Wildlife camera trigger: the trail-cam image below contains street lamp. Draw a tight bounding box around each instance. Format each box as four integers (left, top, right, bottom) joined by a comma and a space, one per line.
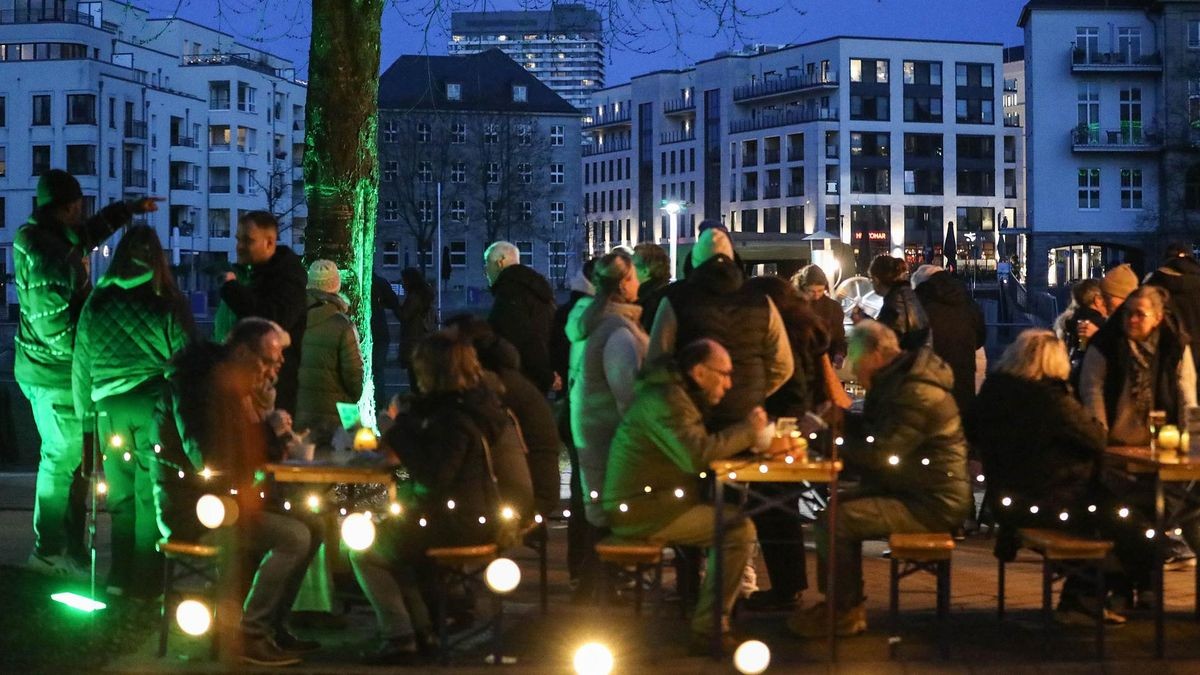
660, 199, 688, 281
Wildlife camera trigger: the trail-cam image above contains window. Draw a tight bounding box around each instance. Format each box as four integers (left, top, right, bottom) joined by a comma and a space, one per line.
1121, 169, 1143, 209
418, 161, 432, 183
382, 161, 397, 182
416, 122, 430, 143
550, 124, 565, 146
956, 135, 994, 161
549, 241, 567, 280
1118, 28, 1141, 62
550, 163, 564, 184
0, 146, 6, 177
66, 145, 96, 175
31, 145, 51, 175
236, 82, 256, 112
381, 120, 397, 143
451, 161, 465, 183
0, 97, 5, 126
383, 200, 398, 221
67, 94, 95, 124
956, 206, 995, 232
849, 58, 888, 84
209, 82, 230, 110
517, 124, 531, 145
955, 63, 993, 87
1076, 26, 1100, 59
1078, 168, 1100, 209
956, 98, 993, 124
418, 199, 434, 222
446, 83, 462, 101
850, 94, 889, 121
383, 241, 400, 267
512, 85, 527, 102
902, 61, 942, 86
450, 200, 466, 221
519, 163, 532, 184
551, 201, 565, 223
904, 168, 943, 195
904, 95, 942, 123
519, 201, 532, 222
487, 200, 500, 221
825, 131, 839, 159
516, 241, 533, 267
209, 209, 232, 238
1190, 20, 1200, 50
956, 169, 994, 196
487, 162, 500, 184
850, 167, 889, 194
451, 123, 466, 144
32, 95, 51, 125
450, 241, 467, 268
484, 124, 499, 144
850, 132, 890, 157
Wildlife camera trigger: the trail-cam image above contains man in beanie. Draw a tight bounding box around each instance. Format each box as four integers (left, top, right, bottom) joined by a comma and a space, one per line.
218, 210, 308, 414
296, 260, 364, 449
14, 168, 159, 576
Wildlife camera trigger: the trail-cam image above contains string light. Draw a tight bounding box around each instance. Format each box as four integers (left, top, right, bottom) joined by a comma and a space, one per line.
643, 485, 652, 493
485, 558, 521, 594
177, 470, 185, 479
389, 502, 402, 515
835, 437, 845, 446
1087, 505, 1096, 513
976, 475, 986, 483
478, 516, 487, 524
618, 503, 628, 513
674, 488, 685, 498
1058, 512, 1069, 522
96, 481, 108, 496
758, 464, 768, 474
784, 455, 795, 464
176, 599, 212, 636
283, 500, 292, 511
887, 455, 899, 466
447, 500, 456, 510
341, 513, 376, 551
122, 452, 132, 462
809, 433, 818, 440
534, 514, 544, 524
200, 467, 213, 480
1029, 505, 1039, 514
728, 472, 737, 480
699, 472, 707, 479
153, 444, 161, 454
1175, 528, 1183, 536
1001, 497, 1012, 507
419, 517, 428, 527
590, 491, 599, 501
921, 458, 930, 466
1118, 507, 1130, 519
340, 508, 348, 516
733, 639, 771, 675
306, 494, 320, 511
501, 506, 515, 520
1145, 529, 1156, 539
865, 435, 875, 443
110, 435, 123, 448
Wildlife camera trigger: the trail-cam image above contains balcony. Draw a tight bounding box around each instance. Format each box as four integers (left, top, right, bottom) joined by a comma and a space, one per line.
0, 9, 109, 29
171, 135, 198, 148
582, 109, 632, 130
787, 148, 804, 162
729, 107, 838, 134
583, 138, 632, 156
1004, 113, 1021, 128
210, 142, 231, 152
210, 184, 231, 194
742, 186, 758, 200
660, 129, 695, 145
170, 179, 197, 191
123, 170, 147, 189
1071, 49, 1162, 73
764, 184, 781, 199
733, 72, 838, 103
183, 52, 285, 78
664, 96, 696, 115
742, 154, 758, 168
124, 120, 147, 141
825, 180, 839, 195
1071, 127, 1162, 152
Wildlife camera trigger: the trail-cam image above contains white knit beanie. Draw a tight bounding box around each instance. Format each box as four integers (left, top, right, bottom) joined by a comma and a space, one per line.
307, 259, 341, 294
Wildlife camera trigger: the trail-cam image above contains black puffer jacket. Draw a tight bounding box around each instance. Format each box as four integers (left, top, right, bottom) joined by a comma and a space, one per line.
1147, 255, 1200, 387
915, 272, 986, 411
637, 276, 670, 334
877, 284, 930, 351
489, 264, 556, 392
219, 246, 308, 414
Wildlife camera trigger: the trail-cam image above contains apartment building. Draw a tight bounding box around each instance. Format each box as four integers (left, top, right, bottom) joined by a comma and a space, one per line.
1020, 0, 1200, 288
583, 37, 1024, 277
447, 4, 602, 112
0, 0, 306, 307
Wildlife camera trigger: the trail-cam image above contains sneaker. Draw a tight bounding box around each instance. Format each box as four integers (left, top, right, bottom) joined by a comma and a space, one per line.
274, 630, 320, 653
27, 552, 87, 579
743, 589, 801, 612
787, 601, 868, 638
240, 636, 302, 667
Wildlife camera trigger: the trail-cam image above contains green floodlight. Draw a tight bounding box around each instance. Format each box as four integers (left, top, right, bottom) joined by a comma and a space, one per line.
51, 592, 107, 613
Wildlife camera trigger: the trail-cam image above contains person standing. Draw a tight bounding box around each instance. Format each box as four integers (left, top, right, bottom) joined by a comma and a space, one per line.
794, 264, 847, 367
371, 275, 404, 406
1146, 242, 1200, 392
867, 254, 929, 351
633, 242, 671, 334
484, 241, 558, 393
296, 260, 364, 450
910, 265, 987, 413
14, 168, 159, 576
218, 211, 307, 414
397, 268, 434, 393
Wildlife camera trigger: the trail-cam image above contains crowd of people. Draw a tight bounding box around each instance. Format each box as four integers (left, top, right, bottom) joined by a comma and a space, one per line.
12, 168, 1200, 665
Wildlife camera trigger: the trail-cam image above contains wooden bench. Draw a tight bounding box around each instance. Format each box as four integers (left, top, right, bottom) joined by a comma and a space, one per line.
426, 543, 501, 665
156, 537, 221, 660
887, 533, 955, 659
519, 521, 549, 615
595, 537, 665, 615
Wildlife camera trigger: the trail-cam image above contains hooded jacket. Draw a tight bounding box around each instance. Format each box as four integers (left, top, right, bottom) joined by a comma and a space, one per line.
488, 264, 557, 392
843, 347, 972, 528
1147, 255, 1200, 385
877, 284, 931, 352
218, 245, 308, 413
637, 276, 670, 334
603, 363, 759, 538
550, 269, 594, 382
72, 270, 193, 419
13, 201, 134, 389
296, 289, 364, 438
914, 271, 986, 411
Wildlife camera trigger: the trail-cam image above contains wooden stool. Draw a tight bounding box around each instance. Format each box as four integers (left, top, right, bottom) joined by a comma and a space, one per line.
999, 528, 1113, 659
519, 521, 549, 614
157, 538, 221, 659
595, 537, 665, 615
426, 544, 500, 665
888, 533, 955, 659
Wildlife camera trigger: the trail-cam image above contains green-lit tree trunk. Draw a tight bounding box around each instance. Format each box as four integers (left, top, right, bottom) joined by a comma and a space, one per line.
303, 0, 385, 419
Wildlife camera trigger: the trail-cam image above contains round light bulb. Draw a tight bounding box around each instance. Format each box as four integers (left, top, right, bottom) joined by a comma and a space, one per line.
176, 599, 212, 636
306, 494, 320, 511
573, 642, 614, 675
887, 455, 900, 466
341, 512, 376, 551
110, 434, 123, 448
196, 494, 226, 529
1029, 505, 1039, 514
389, 502, 402, 515
674, 488, 685, 498
501, 506, 515, 520
485, 557, 521, 594
733, 639, 771, 675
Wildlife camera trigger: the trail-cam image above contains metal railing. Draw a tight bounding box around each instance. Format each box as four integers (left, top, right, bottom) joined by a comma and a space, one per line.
123, 170, 147, 188
582, 109, 632, 129
170, 179, 197, 191
583, 138, 631, 156
733, 72, 838, 101
660, 129, 695, 144
1071, 49, 1161, 69
124, 120, 147, 140
664, 97, 696, 114
0, 9, 102, 28
1071, 127, 1162, 150
183, 52, 281, 78
171, 136, 198, 148
729, 107, 838, 134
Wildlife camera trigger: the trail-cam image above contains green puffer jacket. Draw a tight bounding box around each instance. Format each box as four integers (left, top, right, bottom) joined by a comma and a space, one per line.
296, 289, 364, 437
603, 362, 759, 538
72, 271, 193, 419
842, 346, 972, 528
14, 202, 134, 389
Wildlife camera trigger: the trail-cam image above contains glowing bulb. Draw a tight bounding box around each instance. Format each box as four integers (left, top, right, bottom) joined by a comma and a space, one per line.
590, 490, 599, 500
478, 516, 487, 524
733, 639, 771, 675
176, 599, 211, 636
835, 437, 845, 446
200, 466, 213, 480
419, 517, 428, 527
110, 434, 123, 448
921, 458, 930, 466
699, 472, 707, 479
122, 451, 132, 462
887, 455, 900, 466
758, 464, 768, 474
177, 471, 185, 479
447, 500, 456, 510
644, 485, 652, 493
283, 500, 292, 511
96, 481, 108, 496
485, 558, 521, 594
501, 506, 515, 520
389, 502, 402, 515
341, 513, 376, 551
1087, 505, 1096, 513
729, 472, 737, 480
1058, 512, 1069, 522
1175, 528, 1184, 536
865, 435, 875, 443
353, 426, 378, 451
1029, 505, 1039, 514
1146, 529, 1156, 539
196, 494, 237, 529
674, 488, 685, 498
784, 455, 794, 464
809, 433, 818, 440
153, 444, 161, 454
1118, 507, 1130, 519
306, 494, 320, 511
534, 514, 544, 524
573, 643, 614, 675
618, 503, 628, 513
976, 474, 985, 483
562, 509, 572, 519
340, 508, 347, 516
1001, 497, 1012, 507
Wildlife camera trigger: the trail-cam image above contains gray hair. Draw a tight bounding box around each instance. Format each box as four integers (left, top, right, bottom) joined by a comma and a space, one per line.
1126, 285, 1168, 314
994, 328, 1069, 381
910, 264, 943, 289
484, 241, 520, 266
848, 319, 901, 359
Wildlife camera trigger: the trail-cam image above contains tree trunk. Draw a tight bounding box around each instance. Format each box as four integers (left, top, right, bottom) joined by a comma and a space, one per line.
304, 0, 384, 417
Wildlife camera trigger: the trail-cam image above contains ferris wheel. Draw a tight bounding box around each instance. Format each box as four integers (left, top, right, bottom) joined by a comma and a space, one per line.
834, 276, 883, 320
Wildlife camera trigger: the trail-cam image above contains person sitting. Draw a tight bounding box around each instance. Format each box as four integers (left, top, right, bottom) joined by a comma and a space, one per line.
351, 331, 533, 665
789, 320, 971, 637
603, 339, 766, 653
967, 329, 1152, 624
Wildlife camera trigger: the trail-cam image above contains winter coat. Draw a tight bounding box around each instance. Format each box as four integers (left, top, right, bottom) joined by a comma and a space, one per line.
842, 347, 972, 529
1147, 255, 1200, 388
967, 372, 1106, 515
812, 295, 847, 364
371, 275, 403, 356
637, 276, 670, 334
474, 336, 563, 518
604, 363, 760, 538
488, 264, 557, 392
550, 271, 594, 382
296, 289, 364, 441
877, 284, 931, 352
565, 295, 594, 447
765, 303, 831, 417
914, 272, 986, 412
72, 271, 193, 420
398, 284, 433, 367
574, 300, 649, 526
649, 254, 794, 430
218, 245, 308, 414
13, 201, 134, 389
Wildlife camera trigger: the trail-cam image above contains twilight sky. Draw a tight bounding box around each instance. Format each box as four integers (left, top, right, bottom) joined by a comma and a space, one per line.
139, 0, 1029, 85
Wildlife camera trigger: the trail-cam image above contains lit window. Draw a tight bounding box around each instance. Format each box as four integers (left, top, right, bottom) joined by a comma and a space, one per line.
512, 85, 528, 102
446, 83, 462, 101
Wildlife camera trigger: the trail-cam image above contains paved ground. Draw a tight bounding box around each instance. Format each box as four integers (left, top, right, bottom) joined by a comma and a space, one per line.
5, 472, 1200, 673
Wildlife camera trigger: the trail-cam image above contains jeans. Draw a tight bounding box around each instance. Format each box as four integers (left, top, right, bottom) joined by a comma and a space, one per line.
620, 505, 756, 635
240, 511, 314, 638
814, 495, 943, 612
96, 387, 164, 591
350, 547, 434, 641
21, 384, 86, 558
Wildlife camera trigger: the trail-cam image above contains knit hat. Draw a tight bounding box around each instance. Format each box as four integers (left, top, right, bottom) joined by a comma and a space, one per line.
1100, 263, 1138, 300
36, 169, 83, 209
910, 264, 944, 289
307, 259, 341, 294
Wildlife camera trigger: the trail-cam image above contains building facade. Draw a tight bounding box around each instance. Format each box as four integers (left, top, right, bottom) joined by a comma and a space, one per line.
447, 4, 603, 112
583, 37, 1024, 277
375, 49, 583, 292
0, 0, 306, 308
1020, 0, 1200, 289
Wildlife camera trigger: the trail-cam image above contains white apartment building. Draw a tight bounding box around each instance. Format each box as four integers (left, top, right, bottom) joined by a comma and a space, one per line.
0, 0, 306, 309
1020, 0, 1200, 289
448, 4, 603, 111
583, 37, 1024, 277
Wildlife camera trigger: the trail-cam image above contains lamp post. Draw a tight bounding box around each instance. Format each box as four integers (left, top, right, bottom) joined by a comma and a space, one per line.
660, 199, 687, 281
